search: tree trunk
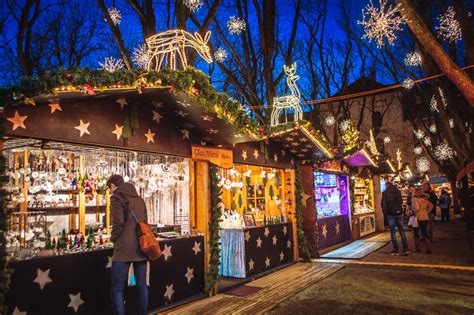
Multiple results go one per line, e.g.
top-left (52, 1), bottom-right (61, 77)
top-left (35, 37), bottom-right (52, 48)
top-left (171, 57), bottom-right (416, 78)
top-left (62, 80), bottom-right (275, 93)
top-left (397, 0), bottom-right (474, 106)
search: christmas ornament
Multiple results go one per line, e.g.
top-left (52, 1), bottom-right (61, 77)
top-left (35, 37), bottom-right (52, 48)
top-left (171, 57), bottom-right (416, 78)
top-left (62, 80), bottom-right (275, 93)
top-left (414, 146), bottom-right (423, 155)
top-left (183, 0), bottom-right (203, 12)
top-left (414, 129), bottom-right (425, 139)
top-left (214, 47), bottom-right (228, 62)
top-left (402, 78), bottom-right (414, 89)
top-left (423, 137), bottom-right (432, 146)
top-left (416, 157), bottom-right (430, 173)
top-left (429, 124), bottom-right (437, 133)
top-left (358, 0), bottom-right (406, 48)
top-left (434, 143), bottom-right (455, 160)
top-left (339, 119), bottom-right (351, 133)
top-left (383, 136), bottom-right (391, 144)
top-left (430, 94), bottom-right (439, 112)
top-left (436, 6), bottom-right (462, 43)
top-left (324, 115), bottom-right (336, 126)
top-left (227, 16), bottom-right (246, 35)
top-left (404, 51), bottom-right (422, 66)
top-left (107, 7), bottom-right (122, 25)
top-left (132, 44), bottom-right (151, 69)
top-left (99, 57), bottom-right (124, 72)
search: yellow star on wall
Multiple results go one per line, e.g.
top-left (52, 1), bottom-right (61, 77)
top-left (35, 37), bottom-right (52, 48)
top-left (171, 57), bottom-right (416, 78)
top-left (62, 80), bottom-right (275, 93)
top-left (335, 221), bottom-right (341, 235)
top-left (321, 224), bottom-right (328, 239)
top-left (301, 191), bottom-right (311, 205)
top-left (145, 129), bottom-right (155, 143)
top-left (112, 124), bottom-right (123, 140)
top-left (7, 111), bottom-right (28, 130)
top-left (48, 103), bottom-right (62, 114)
top-left (74, 119), bottom-right (90, 137)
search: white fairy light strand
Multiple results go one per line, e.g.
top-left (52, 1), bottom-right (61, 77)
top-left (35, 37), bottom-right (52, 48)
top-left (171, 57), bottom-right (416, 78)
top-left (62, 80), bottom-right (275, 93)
top-left (183, 0), bottom-right (203, 12)
top-left (434, 143), bottom-right (455, 160)
top-left (99, 57), bottom-right (124, 72)
top-left (214, 47), bottom-right (228, 63)
top-left (227, 16), bottom-right (246, 35)
top-left (357, 0), bottom-right (406, 48)
top-left (404, 51), bottom-right (422, 67)
top-left (324, 115), bottom-right (336, 126)
top-left (132, 44), bottom-right (151, 69)
top-left (107, 7), bottom-right (122, 25)
top-left (416, 157), bottom-right (430, 173)
top-left (436, 6), bottom-right (462, 43)
top-left (402, 78), bottom-right (414, 89)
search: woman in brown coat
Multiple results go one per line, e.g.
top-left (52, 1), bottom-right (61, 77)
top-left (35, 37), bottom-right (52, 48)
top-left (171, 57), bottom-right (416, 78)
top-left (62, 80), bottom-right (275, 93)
top-left (412, 189), bottom-right (433, 253)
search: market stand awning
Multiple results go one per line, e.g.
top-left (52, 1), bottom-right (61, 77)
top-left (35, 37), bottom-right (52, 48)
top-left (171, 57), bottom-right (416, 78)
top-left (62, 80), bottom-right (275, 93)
top-left (343, 148), bottom-right (377, 167)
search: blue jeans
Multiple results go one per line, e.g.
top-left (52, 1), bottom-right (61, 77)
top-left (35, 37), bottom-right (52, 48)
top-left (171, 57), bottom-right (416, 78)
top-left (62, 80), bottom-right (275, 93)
top-left (386, 214), bottom-right (408, 251)
top-left (111, 261), bottom-right (148, 315)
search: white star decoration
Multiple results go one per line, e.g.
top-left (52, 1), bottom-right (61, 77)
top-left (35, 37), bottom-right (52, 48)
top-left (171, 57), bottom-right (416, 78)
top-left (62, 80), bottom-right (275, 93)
top-left (144, 129), bottom-right (155, 143)
top-left (272, 235), bottom-right (278, 245)
top-left (242, 150), bottom-right (248, 161)
top-left (256, 237), bottom-right (262, 248)
top-left (185, 267), bottom-right (194, 283)
top-left (106, 256), bottom-right (112, 269)
top-left (287, 240), bottom-right (292, 249)
top-left (116, 98), bottom-right (128, 109)
top-left (162, 244), bottom-right (172, 261)
top-left (33, 268), bottom-right (52, 290)
top-left (321, 224), bottom-right (328, 238)
top-left (192, 242), bottom-right (201, 255)
top-left (153, 101), bottom-right (164, 108)
top-left (164, 284), bottom-right (175, 300)
top-left (265, 257), bottom-right (271, 268)
top-left (280, 251), bottom-right (285, 261)
top-left (177, 100), bottom-right (191, 108)
top-left (253, 150), bottom-right (259, 159)
top-left (248, 259), bottom-right (255, 271)
top-left (335, 221), bottom-right (341, 235)
top-left (152, 111), bottom-right (162, 124)
top-left (201, 115), bottom-right (213, 121)
top-left (283, 226), bottom-right (287, 235)
top-left (181, 129), bottom-right (190, 140)
top-left (68, 292), bottom-right (84, 313)
top-left (244, 231), bottom-right (251, 242)
top-left (74, 119), bottom-right (91, 137)
top-left (264, 227), bottom-right (270, 237)
top-left (112, 124), bottom-right (123, 140)
top-left (176, 110), bottom-right (188, 117)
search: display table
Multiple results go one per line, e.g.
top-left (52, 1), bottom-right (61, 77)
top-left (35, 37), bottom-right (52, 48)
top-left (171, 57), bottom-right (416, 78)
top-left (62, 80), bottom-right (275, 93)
top-left (219, 223), bottom-right (294, 278)
top-left (6, 236), bottom-right (204, 314)
top-left (317, 215), bottom-right (351, 249)
top-left (352, 212), bottom-right (376, 239)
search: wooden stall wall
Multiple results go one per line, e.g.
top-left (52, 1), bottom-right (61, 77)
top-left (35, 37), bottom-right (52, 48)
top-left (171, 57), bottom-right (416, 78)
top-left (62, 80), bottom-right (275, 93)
top-left (299, 164), bottom-right (319, 257)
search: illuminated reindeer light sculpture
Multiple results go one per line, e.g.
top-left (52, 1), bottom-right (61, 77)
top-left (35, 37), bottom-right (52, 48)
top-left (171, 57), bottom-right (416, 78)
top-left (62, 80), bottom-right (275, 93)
top-left (145, 30), bottom-right (213, 71)
top-left (270, 63), bottom-right (304, 126)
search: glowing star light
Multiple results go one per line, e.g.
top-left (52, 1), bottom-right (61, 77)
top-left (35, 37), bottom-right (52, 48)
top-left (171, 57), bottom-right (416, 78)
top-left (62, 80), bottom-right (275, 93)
top-left (416, 157), bottom-right (430, 173)
top-left (227, 16), bottom-right (246, 35)
top-left (214, 47), bottom-right (228, 63)
top-left (383, 136), bottom-right (391, 144)
top-left (429, 124), bottom-right (437, 133)
top-left (99, 57), bottom-right (124, 72)
top-left (132, 44), bottom-right (151, 69)
top-left (414, 129), bottom-right (425, 139)
top-left (436, 6), bottom-right (462, 43)
top-left (107, 7), bottom-right (122, 25)
top-left (434, 143), bottom-right (455, 160)
top-left (324, 115), bottom-right (336, 126)
top-left (183, 0), bottom-right (203, 12)
top-left (357, 0), bottom-right (406, 48)
top-left (404, 51), bottom-right (422, 66)
top-left (402, 78), bottom-right (414, 89)
top-left (414, 146), bottom-right (423, 155)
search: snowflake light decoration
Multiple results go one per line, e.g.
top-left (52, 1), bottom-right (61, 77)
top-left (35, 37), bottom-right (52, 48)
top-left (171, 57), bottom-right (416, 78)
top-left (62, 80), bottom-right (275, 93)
top-left (434, 143), bottom-right (455, 160)
top-left (436, 6), bottom-right (462, 43)
top-left (107, 7), bottom-right (122, 25)
top-left (438, 87), bottom-right (447, 108)
top-left (429, 124), bottom-right (437, 133)
top-left (414, 146), bottom-right (423, 155)
top-left (227, 16), bottom-right (246, 35)
top-left (99, 57), bottom-right (124, 72)
top-left (183, 0), bottom-right (203, 12)
top-left (324, 115), bottom-right (336, 126)
top-left (132, 44), bottom-right (151, 69)
top-left (383, 136), bottom-right (391, 144)
top-left (402, 78), bottom-right (414, 89)
top-left (449, 118), bottom-right (454, 128)
top-left (423, 137), bottom-right (432, 146)
top-left (357, 0), bottom-right (406, 48)
top-left (430, 95), bottom-right (439, 112)
top-left (416, 157), bottom-right (431, 173)
top-left (404, 51), bottom-right (422, 66)
top-left (339, 119), bottom-right (351, 133)
top-left (214, 47), bottom-right (228, 63)
top-left (414, 129), bottom-right (425, 139)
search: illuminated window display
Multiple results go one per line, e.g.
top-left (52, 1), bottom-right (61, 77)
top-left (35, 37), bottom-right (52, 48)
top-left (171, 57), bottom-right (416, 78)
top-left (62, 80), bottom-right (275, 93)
top-left (313, 172), bottom-right (349, 219)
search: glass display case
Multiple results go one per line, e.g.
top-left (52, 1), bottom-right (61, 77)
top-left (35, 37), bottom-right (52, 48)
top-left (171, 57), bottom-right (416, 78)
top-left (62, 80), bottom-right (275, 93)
top-left (314, 172), bottom-right (348, 219)
top-left (352, 178), bottom-right (375, 215)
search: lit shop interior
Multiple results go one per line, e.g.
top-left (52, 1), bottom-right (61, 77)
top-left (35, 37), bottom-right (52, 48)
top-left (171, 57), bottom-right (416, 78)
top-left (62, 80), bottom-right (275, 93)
top-left (4, 137), bottom-right (190, 259)
top-left (313, 171), bottom-right (349, 219)
top-left (350, 176), bottom-right (376, 238)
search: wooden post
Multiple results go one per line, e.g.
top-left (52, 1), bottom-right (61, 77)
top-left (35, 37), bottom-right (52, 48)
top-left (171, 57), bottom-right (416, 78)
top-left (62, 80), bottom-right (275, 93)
top-left (195, 161), bottom-right (210, 273)
top-left (78, 154), bottom-right (86, 235)
top-left (287, 169), bottom-right (299, 261)
top-left (189, 160), bottom-right (196, 232)
top-left (95, 192), bottom-right (100, 222)
top-left (106, 190), bottom-right (111, 234)
top-left (373, 176), bottom-right (384, 232)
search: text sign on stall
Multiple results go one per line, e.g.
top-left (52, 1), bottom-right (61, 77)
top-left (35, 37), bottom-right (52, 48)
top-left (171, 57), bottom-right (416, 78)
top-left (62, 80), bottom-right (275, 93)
top-left (192, 146), bottom-right (233, 169)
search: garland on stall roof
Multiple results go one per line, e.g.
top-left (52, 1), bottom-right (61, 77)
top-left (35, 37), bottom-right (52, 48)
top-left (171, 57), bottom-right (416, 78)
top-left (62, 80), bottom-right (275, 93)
top-left (205, 164), bottom-right (222, 296)
top-left (295, 164), bottom-right (311, 262)
top-left (0, 116), bottom-right (12, 312)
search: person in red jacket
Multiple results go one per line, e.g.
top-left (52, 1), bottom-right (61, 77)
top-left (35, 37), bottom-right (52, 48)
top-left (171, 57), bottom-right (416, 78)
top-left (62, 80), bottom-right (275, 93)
top-left (382, 181), bottom-right (409, 256)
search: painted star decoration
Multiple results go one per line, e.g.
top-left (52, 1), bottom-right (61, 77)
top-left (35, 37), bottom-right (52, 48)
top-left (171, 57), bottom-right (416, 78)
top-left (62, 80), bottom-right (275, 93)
top-left (7, 111), bottom-right (28, 131)
top-left (287, 240), bottom-right (292, 249)
top-left (207, 128), bottom-right (218, 134)
top-left (185, 267), bottom-right (194, 283)
top-left (116, 98), bottom-right (128, 109)
top-left (253, 150), bottom-right (259, 159)
top-left (242, 150), bottom-right (248, 161)
top-left (280, 251), bottom-right (285, 261)
top-left (106, 256), bottom-right (113, 269)
top-left (192, 241), bottom-right (201, 255)
top-left (68, 292), bottom-right (84, 313)
top-left (112, 124), bottom-right (123, 140)
top-left (48, 103), bottom-right (62, 114)
top-left (75, 119), bottom-right (91, 137)
top-left (164, 284), bottom-right (175, 300)
top-left (201, 115), bottom-right (213, 121)
top-left (256, 237), bottom-right (262, 248)
top-left (272, 235), bottom-right (278, 245)
top-left (244, 231), bottom-right (251, 242)
top-left (152, 100), bottom-right (164, 108)
top-left (301, 191), bottom-right (311, 205)
top-left (176, 110), bottom-right (188, 117)
top-left (12, 307), bottom-right (26, 315)
top-left (321, 224), bottom-right (328, 238)
top-left (248, 259), bottom-right (255, 271)
top-left (264, 227), bottom-right (270, 237)
top-left (184, 123), bottom-right (194, 129)
top-left (33, 268), bottom-right (52, 290)
top-left (177, 100), bottom-right (191, 108)
top-left (162, 244), bottom-right (172, 261)
top-left (181, 129), bottom-right (190, 140)
top-left (335, 221), bottom-right (341, 235)
top-left (144, 129), bottom-right (155, 143)
top-left (283, 226), bottom-right (287, 235)
top-left (152, 110), bottom-right (163, 124)
top-left (265, 257), bottom-right (271, 268)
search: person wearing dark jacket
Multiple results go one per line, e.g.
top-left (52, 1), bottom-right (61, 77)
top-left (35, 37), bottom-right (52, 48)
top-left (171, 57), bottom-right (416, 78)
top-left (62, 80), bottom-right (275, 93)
top-left (107, 175), bottom-right (148, 315)
top-left (422, 183), bottom-right (438, 240)
top-left (439, 190), bottom-right (451, 222)
top-left (382, 181), bottom-right (409, 256)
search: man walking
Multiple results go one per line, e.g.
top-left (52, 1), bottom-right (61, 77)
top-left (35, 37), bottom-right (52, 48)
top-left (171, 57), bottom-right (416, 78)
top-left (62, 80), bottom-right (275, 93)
top-left (107, 175), bottom-right (149, 315)
top-left (422, 183), bottom-right (438, 240)
top-left (382, 181), bottom-right (409, 256)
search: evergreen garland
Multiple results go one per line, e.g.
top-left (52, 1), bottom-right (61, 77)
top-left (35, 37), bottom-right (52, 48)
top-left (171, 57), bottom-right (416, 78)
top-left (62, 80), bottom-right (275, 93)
top-left (205, 164), bottom-right (222, 296)
top-left (295, 164), bottom-right (312, 262)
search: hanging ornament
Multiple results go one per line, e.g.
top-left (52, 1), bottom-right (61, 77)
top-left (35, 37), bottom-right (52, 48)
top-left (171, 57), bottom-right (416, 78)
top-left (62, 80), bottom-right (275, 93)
top-left (99, 57), bottom-right (124, 72)
top-left (324, 115), bottom-right (336, 126)
top-left (416, 157), bottom-right (430, 173)
top-left (434, 143), bottom-right (455, 161)
top-left (339, 119), bottom-right (351, 133)
top-left (423, 137), bottom-right (432, 147)
top-left (436, 6), bottom-right (462, 43)
top-left (227, 16), bottom-right (246, 35)
top-left (429, 95), bottom-right (439, 113)
top-left (214, 47), bottom-right (228, 63)
top-left (183, 0), bottom-right (203, 12)
top-left (402, 78), bottom-right (414, 89)
top-left (414, 146), bottom-right (423, 155)
top-left (107, 7), bottom-right (122, 25)
top-left (383, 136), bottom-right (391, 144)
top-left (414, 129), bottom-right (425, 139)
top-left (132, 44), bottom-right (151, 69)
top-left (357, 0), bottom-right (406, 48)
top-left (129, 160), bottom-right (140, 170)
top-left (404, 51), bottom-right (422, 67)
top-left (438, 87), bottom-right (448, 108)
top-left (429, 124), bottom-right (437, 133)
